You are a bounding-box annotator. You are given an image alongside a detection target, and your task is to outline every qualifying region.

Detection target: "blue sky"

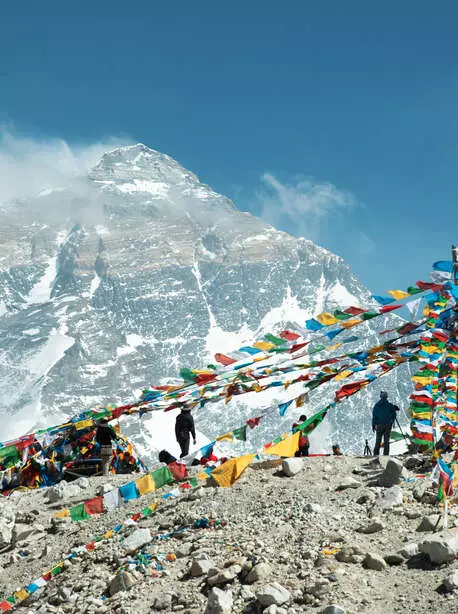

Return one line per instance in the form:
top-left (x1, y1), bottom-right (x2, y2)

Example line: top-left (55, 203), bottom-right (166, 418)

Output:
top-left (1, 1), bottom-right (458, 294)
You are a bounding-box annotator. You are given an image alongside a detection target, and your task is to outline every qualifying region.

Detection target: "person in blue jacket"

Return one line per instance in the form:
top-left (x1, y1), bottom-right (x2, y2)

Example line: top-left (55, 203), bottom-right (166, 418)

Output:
top-left (372, 391), bottom-right (398, 456)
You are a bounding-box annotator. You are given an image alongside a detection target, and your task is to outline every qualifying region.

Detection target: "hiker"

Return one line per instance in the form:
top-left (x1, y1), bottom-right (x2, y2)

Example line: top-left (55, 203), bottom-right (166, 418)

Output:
top-left (332, 444), bottom-right (342, 456)
top-left (292, 415), bottom-right (309, 457)
top-left (117, 451), bottom-right (136, 474)
top-left (372, 391), bottom-right (397, 456)
top-left (175, 408), bottom-right (196, 458)
top-left (95, 418), bottom-right (117, 476)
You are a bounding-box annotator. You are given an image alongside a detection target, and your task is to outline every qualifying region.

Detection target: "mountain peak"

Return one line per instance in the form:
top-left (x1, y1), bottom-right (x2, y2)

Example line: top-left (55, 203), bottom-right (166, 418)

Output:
top-left (89, 142), bottom-right (200, 187)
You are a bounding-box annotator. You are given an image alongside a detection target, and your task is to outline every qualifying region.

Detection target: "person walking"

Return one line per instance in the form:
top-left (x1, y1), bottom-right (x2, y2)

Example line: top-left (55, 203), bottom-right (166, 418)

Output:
top-left (95, 418), bottom-right (117, 476)
top-left (372, 391), bottom-right (397, 456)
top-left (175, 409), bottom-right (196, 458)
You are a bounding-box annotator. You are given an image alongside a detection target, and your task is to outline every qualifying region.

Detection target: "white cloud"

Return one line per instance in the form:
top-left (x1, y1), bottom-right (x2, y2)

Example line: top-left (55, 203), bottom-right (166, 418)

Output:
top-left (258, 172), bottom-right (357, 241)
top-left (0, 128), bottom-right (132, 223)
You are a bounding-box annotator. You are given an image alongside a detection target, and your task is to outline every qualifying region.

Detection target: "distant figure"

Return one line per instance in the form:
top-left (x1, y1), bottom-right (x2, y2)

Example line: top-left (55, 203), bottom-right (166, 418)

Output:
top-left (372, 391), bottom-right (397, 456)
top-left (436, 432), bottom-right (454, 455)
top-left (292, 415), bottom-right (310, 457)
top-left (95, 418), bottom-right (117, 476)
top-left (158, 450), bottom-right (177, 465)
top-left (175, 409), bottom-right (196, 458)
top-left (332, 444), bottom-right (342, 456)
top-left (117, 451), bottom-right (136, 474)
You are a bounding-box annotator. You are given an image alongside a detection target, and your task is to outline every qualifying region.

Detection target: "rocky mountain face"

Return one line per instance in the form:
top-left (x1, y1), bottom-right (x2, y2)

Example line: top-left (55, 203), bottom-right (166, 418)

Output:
top-left (0, 144), bottom-right (408, 456)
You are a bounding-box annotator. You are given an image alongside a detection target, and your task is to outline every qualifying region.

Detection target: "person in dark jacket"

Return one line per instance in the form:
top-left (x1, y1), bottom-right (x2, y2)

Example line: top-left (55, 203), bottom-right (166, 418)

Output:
top-left (175, 409), bottom-right (196, 458)
top-left (95, 419), bottom-right (117, 476)
top-left (372, 391), bottom-right (398, 456)
top-left (158, 450), bottom-right (177, 465)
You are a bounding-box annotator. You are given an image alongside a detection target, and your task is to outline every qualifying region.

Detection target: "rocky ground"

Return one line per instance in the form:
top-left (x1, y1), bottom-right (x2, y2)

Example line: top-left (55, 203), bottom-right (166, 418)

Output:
top-left (1, 455), bottom-right (458, 613)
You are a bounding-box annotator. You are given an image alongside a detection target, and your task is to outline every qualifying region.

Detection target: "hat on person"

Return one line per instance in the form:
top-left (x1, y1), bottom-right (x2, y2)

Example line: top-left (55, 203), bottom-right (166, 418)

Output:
top-left (380, 391), bottom-right (388, 399)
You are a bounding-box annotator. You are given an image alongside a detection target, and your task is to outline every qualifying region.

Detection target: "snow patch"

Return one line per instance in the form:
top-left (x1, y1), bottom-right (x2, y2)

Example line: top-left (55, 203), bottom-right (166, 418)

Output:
top-left (28, 327), bottom-right (74, 376)
top-left (26, 231), bottom-right (67, 305)
top-left (328, 280), bottom-right (359, 307)
top-left (116, 180), bottom-right (169, 197)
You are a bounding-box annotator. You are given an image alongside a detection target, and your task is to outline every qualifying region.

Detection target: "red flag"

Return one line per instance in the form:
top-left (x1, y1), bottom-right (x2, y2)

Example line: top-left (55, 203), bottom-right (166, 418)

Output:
top-left (380, 304), bottom-right (403, 313)
top-left (280, 330), bottom-right (301, 341)
top-left (343, 306), bottom-right (365, 316)
top-left (215, 353), bottom-right (236, 366)
top-left (84, 497), bottom-right (104, 515)
top-left (247, 416), bottom-right (262, 429)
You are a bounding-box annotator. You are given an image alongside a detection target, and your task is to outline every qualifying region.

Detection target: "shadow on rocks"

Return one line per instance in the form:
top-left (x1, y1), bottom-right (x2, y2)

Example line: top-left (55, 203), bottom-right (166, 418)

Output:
top-left (406, 553), bottom-right (435, 571)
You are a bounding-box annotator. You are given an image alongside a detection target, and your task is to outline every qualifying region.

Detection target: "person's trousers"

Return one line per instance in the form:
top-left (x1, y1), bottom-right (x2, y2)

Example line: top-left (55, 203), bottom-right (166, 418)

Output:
top-left (100, 445), bottom-right (113, 476)
top-left (295, 445), bottom-right (309, 457)
top-left (177, 433), bottom-right (190, 458)
top-left (374, 423), bottom-right (392, 456)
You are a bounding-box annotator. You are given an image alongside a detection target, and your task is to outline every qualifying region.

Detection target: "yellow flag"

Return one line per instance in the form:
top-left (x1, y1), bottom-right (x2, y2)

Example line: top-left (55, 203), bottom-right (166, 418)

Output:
top-left (295, 393), bottom-right (307, 408)
top-left (316, 312), bottom-right (339, 326)
top-left (253, 341), bottom-right (275, 351)
top-left (211, 454), bottom-right (255, 487)
top-left (197, 470), bottom-right (209, 481)
top-left (216, 432), bottom-right (234, 443)
top-left (52, 509), bottom-right (70, 519)
top-left (135, 474), bottom-right (155, 495)
top-left (341, 318), bottom-right (362, 329)
top-left (335, 369), bottom-right (353, 381)
top-left (264, 431), bottom-right (300, 458)
top-left (14, 588), bottom-right (29, 602)
top-left (74, 419), bottom-right (94, 430)
top-left (388, 290), bottom-right (410, 300)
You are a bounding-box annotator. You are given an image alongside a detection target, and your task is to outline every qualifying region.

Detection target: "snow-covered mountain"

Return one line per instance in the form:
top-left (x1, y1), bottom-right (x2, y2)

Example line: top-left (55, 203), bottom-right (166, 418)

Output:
top-left (0, 144), bottom-right (410, 458)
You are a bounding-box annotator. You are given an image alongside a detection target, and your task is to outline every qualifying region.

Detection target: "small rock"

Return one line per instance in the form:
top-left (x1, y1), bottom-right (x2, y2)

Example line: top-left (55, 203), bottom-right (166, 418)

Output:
top-left (207, 565), bottom-right (241, 586)
top-left (46, 481), bottom-right (80, 503)
top-left (282, 458), bottom-right (304, 477)
top-left (335, 477), bottom-right (362, 491)
top-left (246, 562), bottom-right (272, 584)
top-left (384, 554), bottom-right (404, 566)
top-left (363, 553), bottom-right (387, 571)
top-left (153, 594), bottom-right (173, 610)
top-left (372, 486), bottom-right (403, 512)
top-left (335, 546), bottom-right (364, 564)
top-left (412, 480), bottom-right (428, 502)
top-left (176, 543), bottom-right (194, 558)
top-left (358, 520), bottom-right (384, 534)
top-left (108, 571), bottom-right (136, 596)
top-left (97, 483), bottom-right (114, 496)
top-left (398, 543), bottom-right (419, 559)
top-left (417, 515), bottom-right (443, 533)
top-left (256, 582), bottom-right (291, 607)
top-left (122, 528), bottom-right (152, 554)
top-left (443, 570), bottom-right (458, 592)
top-left (404, 509), bottom-right (422, 519)
top-left (304, 503), bottom-right (322, 513)
top-left (74, 477), bottom-right (90, 490)
top-left (205, 587), bottom-right (233, 614)
top-left (190, 559), bottom-right (215, 577)
top-left (321, 606), bottom-right (346, 614)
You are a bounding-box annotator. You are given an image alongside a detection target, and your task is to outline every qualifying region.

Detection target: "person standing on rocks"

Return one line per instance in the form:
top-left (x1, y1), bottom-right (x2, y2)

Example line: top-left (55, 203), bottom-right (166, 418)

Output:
top-left (293, 415), bottom-right (310, 457)
top-left (175, 408), bottom-right (196, 458)
top-left (372, 391), bottom-right (397, 456)
top-left (95, 418), bottom-right (118, 476)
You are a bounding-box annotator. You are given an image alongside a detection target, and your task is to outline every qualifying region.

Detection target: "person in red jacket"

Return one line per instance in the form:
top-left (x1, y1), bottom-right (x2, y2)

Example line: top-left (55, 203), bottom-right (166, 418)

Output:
top-left (292, 415), bottom-right (309, 457)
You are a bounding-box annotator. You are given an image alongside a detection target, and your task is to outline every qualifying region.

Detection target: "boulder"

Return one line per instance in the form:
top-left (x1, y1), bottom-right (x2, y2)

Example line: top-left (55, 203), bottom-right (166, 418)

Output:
top-left (420, 534), bottom-right (458, 564)
top-left (97, 483), bottom-right (114, 496)
top-left (378, 458), bottom-right (407, 487)
top-left (175, 542), bottom-right (194, 558)
top-left (282, 457), bottom-right (304, 477)
top-left (443, 570), bottom-right (458, 592)
top-left (190, 558), bottom-right (215, 577)
top-left (412, 480), bottom-right (428, 502)
top-left (121, 528), bottom-right (152, 554)
top-left (363, 553), bottom-right (387, 571)
top-left (321, 607), bottom-right (346, 614)
top-left (46, 481), bottom-right (80, 503)
top-left (108, 571), bottom-right (136, 596)
top-left (335, 477), bottom-right (362, 491)
top-left (74, 477), bottom-right (90, 490)
top-left (256, 582), bottom-right (291, 607)
top-left (245, 562), bottom-right (272, 584)
top-left (416, 514), bottom-right (443, 533)
top-left (205, 587), bottom-right (233, 614)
